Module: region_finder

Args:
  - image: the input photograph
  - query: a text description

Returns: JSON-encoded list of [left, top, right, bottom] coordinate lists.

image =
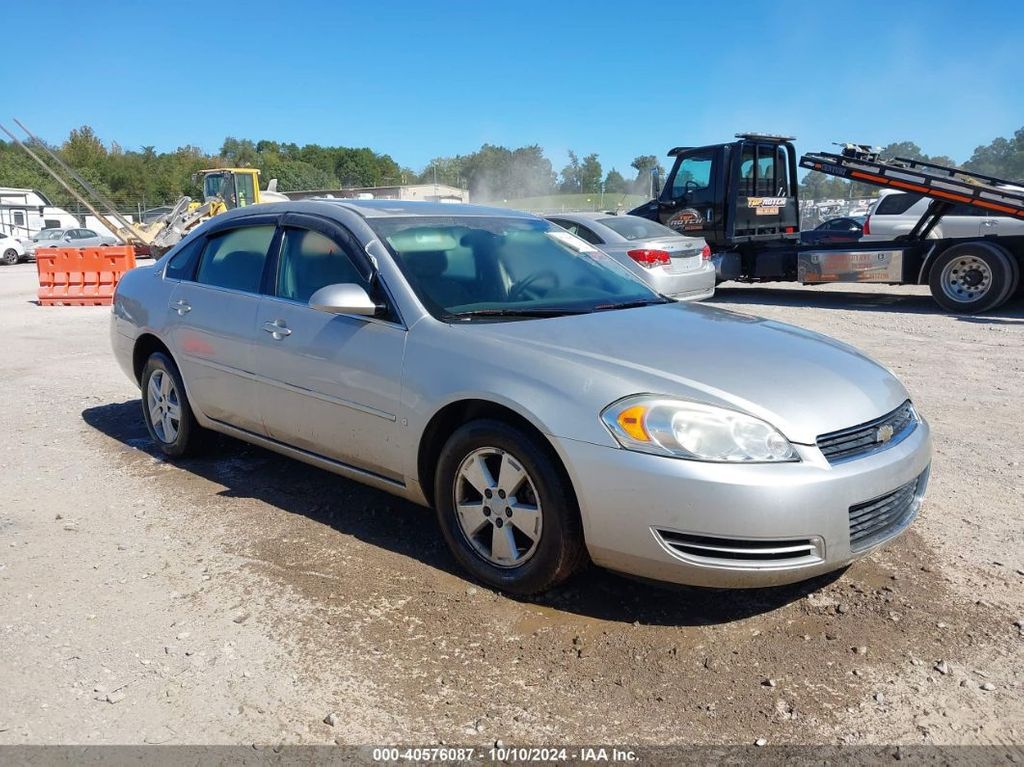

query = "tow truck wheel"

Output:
[[929, 242, 1014, 313], [1002, 251, 1021, 301]]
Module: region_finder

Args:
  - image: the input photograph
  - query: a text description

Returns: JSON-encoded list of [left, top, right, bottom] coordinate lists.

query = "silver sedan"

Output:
[[111, 200, 931, 595], [24, 227, 119, 256], [545, 212, 715, 301]]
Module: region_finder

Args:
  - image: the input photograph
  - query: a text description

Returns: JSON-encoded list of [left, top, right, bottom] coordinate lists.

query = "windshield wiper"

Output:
[[592, 298, 671, 311], [449, 307, 592, 320]]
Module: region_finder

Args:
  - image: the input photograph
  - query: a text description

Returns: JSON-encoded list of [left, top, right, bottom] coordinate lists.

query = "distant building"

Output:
[[284, 183, 469, 204]]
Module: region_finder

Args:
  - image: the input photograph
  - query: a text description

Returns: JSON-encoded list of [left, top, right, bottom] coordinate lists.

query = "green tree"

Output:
[[963, 128, 1024, 180], [878, 141, 927, 161], [559, 151, 582, 192], [604, 168, 628, 194], [579, 153, 602, 194], [261, 158, 334, 191], [219, 137, 258, 167], [630, 154, 665, 195], [62, 126, 107, 171]]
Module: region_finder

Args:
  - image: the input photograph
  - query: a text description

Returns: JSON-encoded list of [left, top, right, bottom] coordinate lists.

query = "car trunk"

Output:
[[642, 237, 703, 273]]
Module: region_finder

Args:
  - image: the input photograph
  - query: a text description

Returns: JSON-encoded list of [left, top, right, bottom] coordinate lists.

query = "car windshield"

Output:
[[371, 216, 665, 320], [596, 216, 679, 241]]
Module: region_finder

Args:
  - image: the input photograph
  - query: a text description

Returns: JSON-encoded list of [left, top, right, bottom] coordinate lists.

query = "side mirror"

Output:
[[63, 235, 72, 241], [308, 283, 380, 316], [651, 168, 663, 199]]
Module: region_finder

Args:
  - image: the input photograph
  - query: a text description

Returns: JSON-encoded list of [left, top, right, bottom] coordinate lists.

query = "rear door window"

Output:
[[597, 216, 678, 241], [195, 225, 275, 293], [573, 223, 603, 245], [165, 237, 205, 281], [948, 203, 987, 217], [875, 193, 922, 215]]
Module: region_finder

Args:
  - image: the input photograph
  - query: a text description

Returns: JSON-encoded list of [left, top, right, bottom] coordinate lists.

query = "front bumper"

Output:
[[552, 418, 932, 588]]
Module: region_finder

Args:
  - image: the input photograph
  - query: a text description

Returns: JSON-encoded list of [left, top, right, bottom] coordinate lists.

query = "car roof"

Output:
[[315, 198, 535, 219], [204, 199, 542, 235], [545, 211, 621, 221]]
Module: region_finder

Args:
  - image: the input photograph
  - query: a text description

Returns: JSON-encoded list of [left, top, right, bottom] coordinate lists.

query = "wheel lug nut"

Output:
[[484, 489, 493, 498], [505, 508, 512, 517], [483, 507, 491, 517], [497, 490, 506, 499], [495, 518, 504, 528]]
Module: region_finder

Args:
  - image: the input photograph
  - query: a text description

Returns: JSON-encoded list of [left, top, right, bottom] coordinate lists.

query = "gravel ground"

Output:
[[0, 262, 1022, 747]]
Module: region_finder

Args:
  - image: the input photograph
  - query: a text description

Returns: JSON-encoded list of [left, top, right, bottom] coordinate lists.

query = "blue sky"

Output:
[[3, 0, 1022, 177]]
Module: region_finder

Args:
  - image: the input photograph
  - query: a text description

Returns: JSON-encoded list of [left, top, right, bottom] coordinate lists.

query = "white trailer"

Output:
[[0, 187, 78, 241]]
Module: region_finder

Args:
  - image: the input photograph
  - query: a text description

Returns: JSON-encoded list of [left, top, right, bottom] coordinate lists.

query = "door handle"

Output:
[[174, 299, 191, 315], [262, 319, 292, 339]]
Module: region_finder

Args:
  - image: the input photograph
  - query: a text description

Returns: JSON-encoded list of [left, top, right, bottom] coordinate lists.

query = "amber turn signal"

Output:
[[617, 405, 650, 442]]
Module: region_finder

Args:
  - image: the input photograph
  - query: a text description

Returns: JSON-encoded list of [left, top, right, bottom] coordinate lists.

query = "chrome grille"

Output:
[[817, 401, 918, 464], [848, 473, 924, 552], [654, 529, 823, 566]]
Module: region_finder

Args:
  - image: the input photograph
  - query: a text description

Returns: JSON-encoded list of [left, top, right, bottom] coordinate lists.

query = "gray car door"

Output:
[[166, 223, 277, 435], [250, 218, 406, 481]]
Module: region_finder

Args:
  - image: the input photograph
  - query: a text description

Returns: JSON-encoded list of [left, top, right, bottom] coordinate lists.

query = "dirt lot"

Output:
[[1, 262, 1022, 748]]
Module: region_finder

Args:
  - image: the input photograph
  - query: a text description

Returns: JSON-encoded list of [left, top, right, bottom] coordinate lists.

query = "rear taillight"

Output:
[[627, 249, 671, 268], [863, 215, 871, 236], [701, 244, 711, 261]]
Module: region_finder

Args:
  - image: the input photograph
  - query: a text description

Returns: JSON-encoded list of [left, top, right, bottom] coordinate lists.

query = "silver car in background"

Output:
[[111, 200, 931, 595], [862, 190, 1024, 241], [23, 227, 119, 256], [545, 213, 715, 301]]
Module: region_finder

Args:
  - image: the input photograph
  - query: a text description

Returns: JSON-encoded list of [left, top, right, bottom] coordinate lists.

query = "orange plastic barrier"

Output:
[[35, 246, 136, 306]]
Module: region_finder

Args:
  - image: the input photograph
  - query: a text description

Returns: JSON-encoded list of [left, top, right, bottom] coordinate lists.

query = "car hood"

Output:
[[462, 302, 909, 444]]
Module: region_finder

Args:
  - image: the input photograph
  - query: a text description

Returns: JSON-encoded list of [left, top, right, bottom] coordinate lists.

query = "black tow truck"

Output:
[[629, 134, 1024, 313]]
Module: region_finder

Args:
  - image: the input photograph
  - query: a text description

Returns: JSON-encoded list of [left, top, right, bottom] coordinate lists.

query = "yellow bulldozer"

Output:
[[1, 119, 289, 256]]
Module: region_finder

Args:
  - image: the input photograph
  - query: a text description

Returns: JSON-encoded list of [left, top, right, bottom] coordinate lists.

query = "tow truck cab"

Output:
[[630, 134, 800, 275]]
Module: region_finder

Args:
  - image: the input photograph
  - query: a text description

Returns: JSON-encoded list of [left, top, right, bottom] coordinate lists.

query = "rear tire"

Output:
[[928, 241, 1014, 313], [2, 249, 18, 266], [140, 352, 204, 458], [434, 419, 588, 595], [1003, 251, 1021, 302]]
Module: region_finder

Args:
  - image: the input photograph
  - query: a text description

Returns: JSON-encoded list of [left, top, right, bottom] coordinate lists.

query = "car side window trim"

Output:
[[278, 212, 375, 281], [164, 213, 283, 285]]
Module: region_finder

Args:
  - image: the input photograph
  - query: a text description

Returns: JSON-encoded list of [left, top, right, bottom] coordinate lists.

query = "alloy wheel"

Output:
[[147, 370, 182, 444], [453, 447, 543, 568]]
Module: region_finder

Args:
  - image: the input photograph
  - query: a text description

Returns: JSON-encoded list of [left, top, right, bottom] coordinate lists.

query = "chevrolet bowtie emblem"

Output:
[[876, 424, 895, 443]]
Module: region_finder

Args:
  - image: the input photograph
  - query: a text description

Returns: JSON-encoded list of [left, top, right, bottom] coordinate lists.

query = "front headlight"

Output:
[[601, 395, 798, 463]]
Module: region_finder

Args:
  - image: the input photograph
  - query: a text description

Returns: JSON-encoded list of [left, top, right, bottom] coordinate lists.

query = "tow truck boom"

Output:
[[630, 134, 1024, 313]]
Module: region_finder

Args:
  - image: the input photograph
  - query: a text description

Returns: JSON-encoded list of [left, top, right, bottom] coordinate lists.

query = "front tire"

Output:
[[928, 241, 1014, 313], [2, 249, 18, 266], [434, 419, 588, 595], [140, 352, 203, 458]]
